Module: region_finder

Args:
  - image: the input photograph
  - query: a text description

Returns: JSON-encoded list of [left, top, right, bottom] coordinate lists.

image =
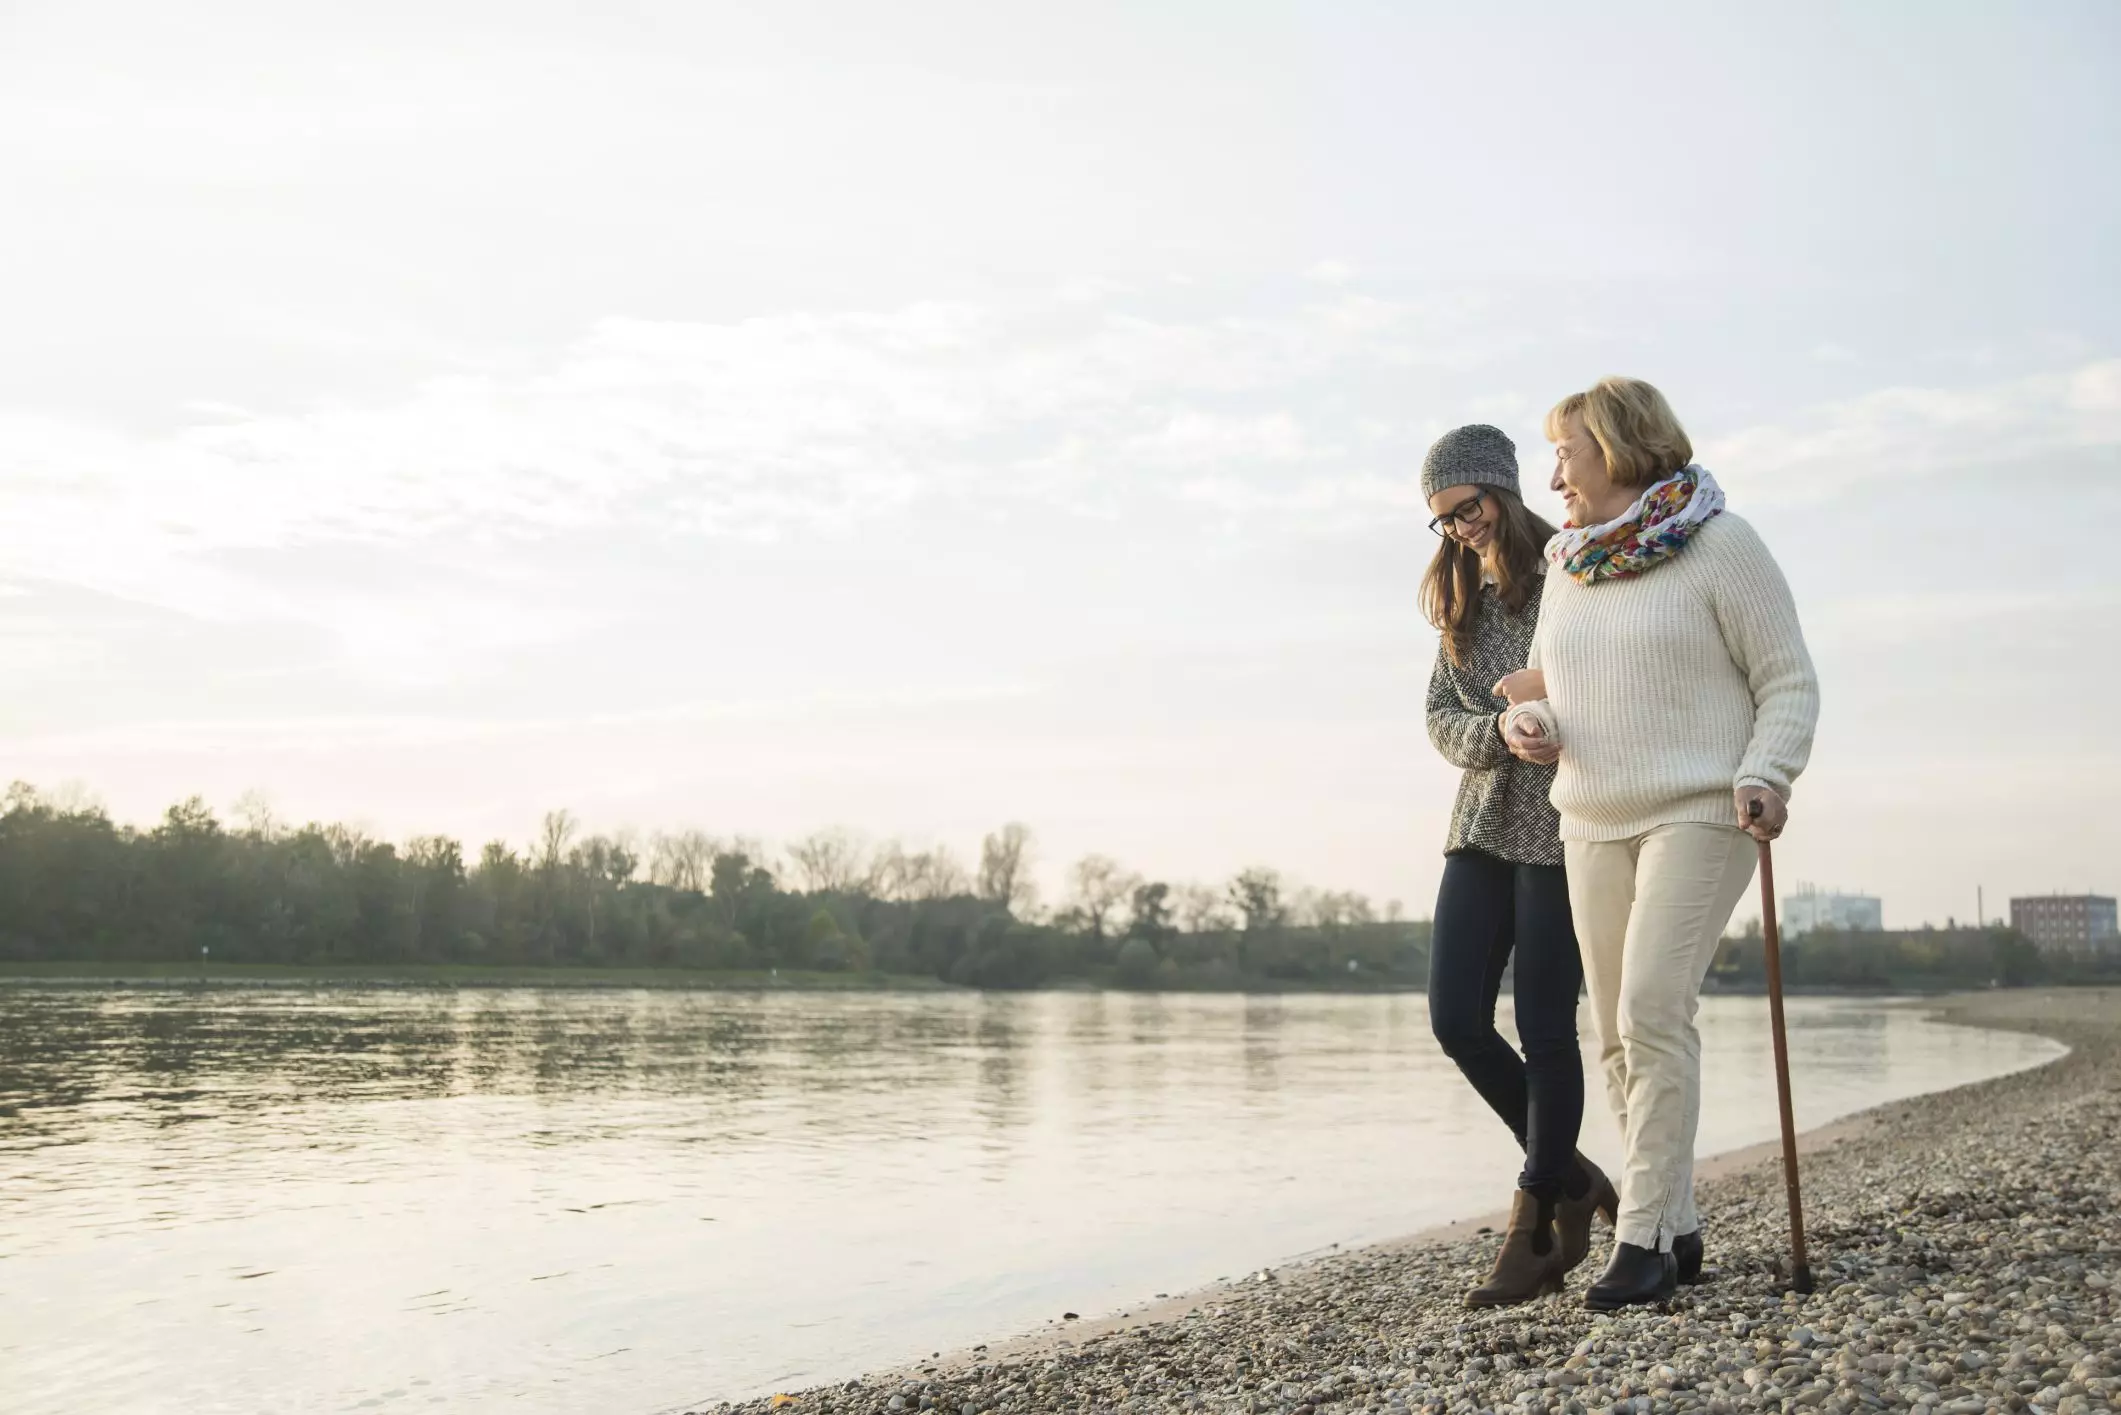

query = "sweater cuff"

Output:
[[1736, 775, 1787, 800]]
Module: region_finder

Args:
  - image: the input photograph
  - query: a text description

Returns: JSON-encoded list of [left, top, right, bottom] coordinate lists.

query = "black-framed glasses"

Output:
[[1427, 487, 1489, 538]]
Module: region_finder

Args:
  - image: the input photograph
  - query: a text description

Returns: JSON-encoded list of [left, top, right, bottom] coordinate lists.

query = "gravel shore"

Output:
[[708, 988, 2121, 1415]]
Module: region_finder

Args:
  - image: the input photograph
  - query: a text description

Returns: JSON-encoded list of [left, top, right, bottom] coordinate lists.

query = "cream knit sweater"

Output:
[[1529, 512, 1820, 843]]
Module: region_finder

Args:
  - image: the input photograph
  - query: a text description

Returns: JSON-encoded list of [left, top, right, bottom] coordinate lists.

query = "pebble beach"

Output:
[[705, 988, 2121, 1415]]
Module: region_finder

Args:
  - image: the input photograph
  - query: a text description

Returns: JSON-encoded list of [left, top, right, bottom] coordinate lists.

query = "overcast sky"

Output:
[[3, 0, 2116, 926]]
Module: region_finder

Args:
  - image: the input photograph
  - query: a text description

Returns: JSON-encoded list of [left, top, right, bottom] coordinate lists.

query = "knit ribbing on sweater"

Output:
[[1528, 512, 1819, 843]]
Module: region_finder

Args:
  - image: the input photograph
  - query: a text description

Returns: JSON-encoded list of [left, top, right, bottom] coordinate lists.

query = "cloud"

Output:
[[1132, 411, 1315, 467], [1, 287, 1533, 629], [1468, 392, 1531, 420], [1805, 587, 2121, 645], [14, 267, 2105, 699], [1177, 473, 1422, 517], [1054, 277, 1132, 305], [2070, 360, 2121, 413], [3, 677, 1044, 758], [6, 294, 1405, 693], [1703, 358, 2121, 504], [1305, 260, 1357, 285]]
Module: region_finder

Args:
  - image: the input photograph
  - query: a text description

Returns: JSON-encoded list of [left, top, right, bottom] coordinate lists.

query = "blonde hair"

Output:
[[1543, 377, 1694, 490]]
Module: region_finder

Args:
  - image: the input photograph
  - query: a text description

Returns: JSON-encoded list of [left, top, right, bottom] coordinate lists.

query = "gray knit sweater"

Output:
[[1424, 576, 1565, 868]]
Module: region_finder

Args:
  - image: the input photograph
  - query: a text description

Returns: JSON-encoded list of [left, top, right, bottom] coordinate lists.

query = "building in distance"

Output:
[[1783, 884, 1883, 938], [2009, 894, 2120, 959]]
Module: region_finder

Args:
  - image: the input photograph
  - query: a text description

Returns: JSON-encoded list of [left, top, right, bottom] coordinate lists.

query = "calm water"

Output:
[[0, 986, 2062, 1415]]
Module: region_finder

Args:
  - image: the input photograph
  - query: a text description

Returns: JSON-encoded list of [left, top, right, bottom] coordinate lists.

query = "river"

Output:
[[0, 985, 2064, 1414]]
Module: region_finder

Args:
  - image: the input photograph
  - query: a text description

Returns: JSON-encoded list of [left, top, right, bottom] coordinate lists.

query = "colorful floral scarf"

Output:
[[1546, 465, 1726, 584]]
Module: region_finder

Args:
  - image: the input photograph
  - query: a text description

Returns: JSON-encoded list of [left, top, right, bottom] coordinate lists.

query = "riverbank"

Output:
[[705, 987, 2121, 1415], [0, 961, 953, 990], [0, 962, 1424, 993], [0, 961, 2022, 998]]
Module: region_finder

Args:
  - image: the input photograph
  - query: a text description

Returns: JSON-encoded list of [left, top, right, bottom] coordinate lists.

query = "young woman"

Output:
[[1501, 378, 1820, 1310], [1420, 424, 1618, 1307]]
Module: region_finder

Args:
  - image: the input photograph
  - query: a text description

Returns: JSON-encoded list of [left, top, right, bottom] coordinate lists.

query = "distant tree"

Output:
[[1127, 880, 1177, 945], [1990, 928, 2047, 987], [709, 849, 774, 932], [158, 796, 223, 841], [1176, 883, 1232, 934], [1228, 867, 1286, 933], [866, 840, 914, 900], [1306, 889, 1374, 929], [649, 829, 718, 892], [786, 828, 871, 894], [976, 823, 1038, 915], [569, 834, 638, 958], [906, 846, 970, 901], [477, 840, 522, 878], [803, 906, 849, 969], [1067, 855, 1137, 940], [571, 834, 638, 887], [403, 835, 465, 961], [232, 790, 283, 842], [536, 810, 579, 873]]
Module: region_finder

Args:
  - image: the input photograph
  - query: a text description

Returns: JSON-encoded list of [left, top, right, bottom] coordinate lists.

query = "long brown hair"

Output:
[[1420, 486, 1558, 666]]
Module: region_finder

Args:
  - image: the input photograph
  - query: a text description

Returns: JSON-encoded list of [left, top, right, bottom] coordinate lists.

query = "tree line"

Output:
[[1708, 921, 2111, 990], [0, 784, 1429, 989]]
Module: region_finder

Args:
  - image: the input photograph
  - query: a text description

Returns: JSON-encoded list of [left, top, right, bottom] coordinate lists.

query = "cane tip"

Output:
[[1793, 1267, 1816, 1295]]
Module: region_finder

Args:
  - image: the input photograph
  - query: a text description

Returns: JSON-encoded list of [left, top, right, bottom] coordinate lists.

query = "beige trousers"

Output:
[[1565, 822, 1758, 1252]]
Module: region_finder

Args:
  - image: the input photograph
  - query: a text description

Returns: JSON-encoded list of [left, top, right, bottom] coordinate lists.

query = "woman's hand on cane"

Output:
[[1737, 785, 1787, 842]]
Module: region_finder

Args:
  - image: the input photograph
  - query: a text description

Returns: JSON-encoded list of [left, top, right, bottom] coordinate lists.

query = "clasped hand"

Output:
[[1491, 670, 1559, 765]]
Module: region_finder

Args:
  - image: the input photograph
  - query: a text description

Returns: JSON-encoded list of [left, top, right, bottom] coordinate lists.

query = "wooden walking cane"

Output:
[[1749, 797, 1814, 1294]]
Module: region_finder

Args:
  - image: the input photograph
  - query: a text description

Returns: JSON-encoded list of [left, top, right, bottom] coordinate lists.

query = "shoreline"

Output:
[[883, 1108, 1902, 1384], [0, 965, 1423, 995], [0, 962, 1984, 999], [0, 962, 957, 991], [705, 987, 2121, 1415]]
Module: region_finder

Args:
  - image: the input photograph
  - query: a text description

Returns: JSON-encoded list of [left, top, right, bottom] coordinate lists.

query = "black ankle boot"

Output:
[[1584, 1241, 1677, 1311], [1673, 1228, 1703, 1285]]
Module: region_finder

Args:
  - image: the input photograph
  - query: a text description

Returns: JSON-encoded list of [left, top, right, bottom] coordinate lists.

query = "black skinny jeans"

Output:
[[1427, 848, 1585, 1199]]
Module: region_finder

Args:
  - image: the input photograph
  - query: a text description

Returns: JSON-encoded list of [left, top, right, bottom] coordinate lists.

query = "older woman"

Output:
[[1499, 377, 1819, 1310]]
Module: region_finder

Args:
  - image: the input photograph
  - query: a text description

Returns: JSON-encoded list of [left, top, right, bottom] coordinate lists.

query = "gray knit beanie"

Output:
[[1420, 424, 1520, 502]]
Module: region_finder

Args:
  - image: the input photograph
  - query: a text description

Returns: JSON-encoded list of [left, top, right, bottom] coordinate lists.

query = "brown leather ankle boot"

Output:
[[1556, 1151, 1620, 1274], [1466, 1189, 1565, 1308]]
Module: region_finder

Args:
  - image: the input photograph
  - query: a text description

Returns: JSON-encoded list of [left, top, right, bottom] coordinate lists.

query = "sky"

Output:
[[2, 0, 2117, 928]]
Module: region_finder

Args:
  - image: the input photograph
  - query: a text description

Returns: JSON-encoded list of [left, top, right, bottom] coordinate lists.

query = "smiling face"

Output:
[[1426, 484, 1494, 552], [1549, 412, 1625, 526], [1542, 379, 1695, 526]]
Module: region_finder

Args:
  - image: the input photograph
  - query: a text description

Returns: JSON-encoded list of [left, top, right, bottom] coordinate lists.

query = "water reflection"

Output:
[[0, 986, 2063, 1415]]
